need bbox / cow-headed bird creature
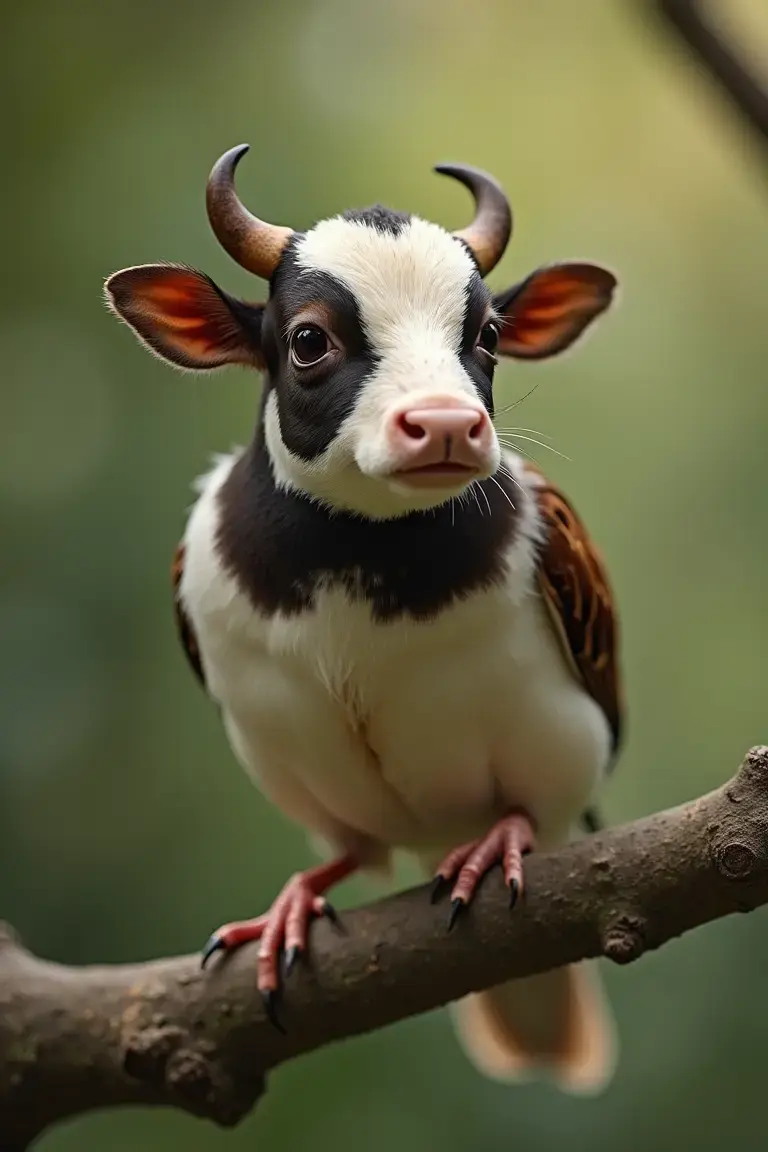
[106,145,623,1093]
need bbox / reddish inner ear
[106,264,262,370]
[497,264,616,360]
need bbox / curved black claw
[447,897,466,932]
[284,945,302,977]
[322,901,345,932]
[508,878,520,910]
[262,989,286,1035]
[200,934,224,969]
[430,875,450,904]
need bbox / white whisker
[496,439,539,467]
[468,482,485,518]
[493,425,554,441]
[487,473,516,511]
[497,433,570,461]
[494,383,540,417]
[496,464,526,497]
[470,480,492,518]
[476,481,492,517]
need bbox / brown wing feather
[171,543,207,690]
[526,465,624,756]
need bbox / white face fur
[263,216,503,521]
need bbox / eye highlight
[290,324,332,368]
[476,320,500,359]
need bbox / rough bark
[2,747,768,1149]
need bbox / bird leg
[430,810,536,928]
[200,853,357,1028]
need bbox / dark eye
[477,321,500,357]
[290,325,331,367]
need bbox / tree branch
[647,0,768,155]
[3,745,768,1150]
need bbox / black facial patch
[461,274,493,352]
[217,438,522,623]
[342,204,411,235]
[458,272,495,412]
[262,252,378,460]
[459,349,495,415]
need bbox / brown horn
[434,163,512,276]
[206,144,294,280]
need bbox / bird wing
[526,463,624,757]
[171,542,207,690]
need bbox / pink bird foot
[430,811,536,929]
[201,854,357,1030]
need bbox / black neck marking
[216,438,522,623]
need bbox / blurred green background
[2,0,767,1148]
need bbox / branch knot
[713,840,758,881]
[123,1024,185,1082]
[602,912,647,964]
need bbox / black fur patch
[461,276,493,354]
[262,255,378,461]
[459,275,496,411]
[341,204,411,235]
[216,438,521,623]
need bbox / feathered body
[178,447,611,866]
[106,149,624,1093]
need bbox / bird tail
[450,963,617,1094]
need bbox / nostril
[397,413,427,441]
[467,415,485,441]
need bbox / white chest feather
[180,455,612,868]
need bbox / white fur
[179,450,612,869]
[263,216,501,520]
[296,216,475,352]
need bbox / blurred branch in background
[3,746,768,1152]
[649,0,768,155]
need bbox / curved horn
[206,144,294,280]
[434,163,512,276]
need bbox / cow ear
[494,263,617,360]
[105,263,265,370]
